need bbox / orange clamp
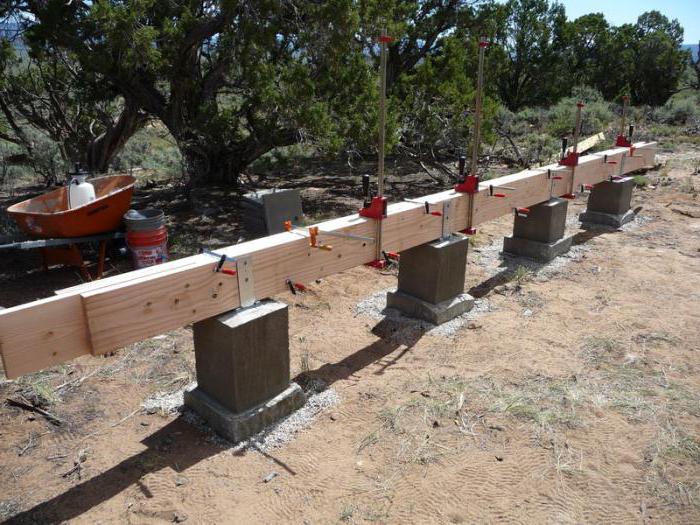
[308,226,332,251]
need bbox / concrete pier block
[396,234,469,304]
[503,198,572,262]
[241,189,303,235]
[387,234,473,324]
[184,300,305,442]
[580,177,635,227]
[386,291,474,325]
[184,383,305,443]
[503,235,573,262]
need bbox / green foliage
[653,97,700,125]
[113,126,183,177]
[491,0,569,110]
[395,34,497,154]
[545,87,614,137]
[0,1,694,188]
[492,5,688,110]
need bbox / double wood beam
[0,142,656,378]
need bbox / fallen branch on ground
[6,396,65,426]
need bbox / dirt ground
[0,145,699,524]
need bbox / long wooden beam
[0,143,656,378]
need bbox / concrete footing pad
[184,383,306,443]
[386,290,474,325]
[502,198,572,262]
[580,177,635,227]
[579,209,635,228]
[503,235,573,262]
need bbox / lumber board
[569,132,605,154]
[55,256,199,295]
[0,295,89,378]
[0,142,656,378]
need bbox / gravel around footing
[142,384,340,452]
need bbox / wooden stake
[377,29,388,197]
[619,96,629,137]
[375,29,390,262]
[466,36,488,232]
[469,36,488,179]
[568,101,584,194]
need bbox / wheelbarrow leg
[96,240,107,279]
[40,248,49,272]
[41,244,91,281]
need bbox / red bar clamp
[359,195,388,220]
[559,151,579,167]
[419,201,442,216]
[286,279,307,295]
[365,250,399,270]
[615,135,632,148]
[489,185,507,198]
[515,207,530,218]
[455,175,479,194]
[561,193,576,200]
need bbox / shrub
[545,87,613,137]
[654,97,700,125]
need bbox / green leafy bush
[653,97,700,125]
[545,87,614,137]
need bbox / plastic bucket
[125,226,169,269]
[124,208,165,231]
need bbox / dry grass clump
[646,419,700,508]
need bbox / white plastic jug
[68,174,96,209]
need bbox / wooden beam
[569,132,605,154]
[0,143,656,378]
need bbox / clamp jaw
[558,136,579,167]
[454,155,480,194]
[615,124,635,150]
[359,174,388,220]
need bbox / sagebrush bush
[653,97,700,125]
[545,87,614,137]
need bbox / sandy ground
[0,145,699,524]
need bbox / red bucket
[126,226,169,269]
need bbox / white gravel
[142,387,186,414]
[354,213,652,337]
[246,388,341,452]
[142,383,340,452]
[355,288,494,341]
[472,212,651,282]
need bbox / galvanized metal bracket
[441,199,453,240]
[236,255,255,307]
[618,151,626,178]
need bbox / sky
[559,0,699,43]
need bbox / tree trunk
[85,100,148,174]
[181,144,239,187]
[179,129,297,189]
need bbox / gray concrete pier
[503,198,572,262]
[579,177,635,227]
[184,300,305,442]
[387,234,474,324]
